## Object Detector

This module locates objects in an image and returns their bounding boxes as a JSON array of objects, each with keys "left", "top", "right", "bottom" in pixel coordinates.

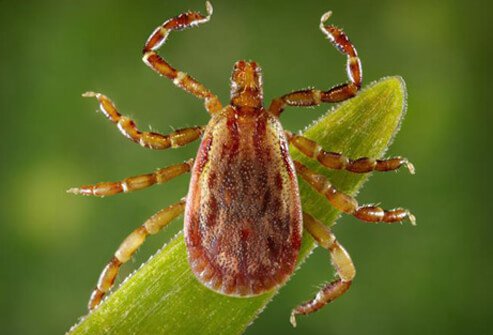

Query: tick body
[
  {"left": 186, "top": 85, "right": 303, "bottom": 295},
  {"left": 70, "top": 2, "right": 415, "bottom": 326}
]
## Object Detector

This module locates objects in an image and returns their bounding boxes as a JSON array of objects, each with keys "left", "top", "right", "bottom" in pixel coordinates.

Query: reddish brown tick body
[
  {"left": 70, "top": 2, "right": 415, "bottom": 326},
  {"left": 186, "top": 63, "right": 303, "bottom": 295}
]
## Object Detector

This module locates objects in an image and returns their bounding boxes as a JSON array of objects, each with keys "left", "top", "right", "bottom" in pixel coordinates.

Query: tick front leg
[
  {"left": 67, "top": 159, "right": 194, "bottom": 197},
  {"left": 286, "top": 131, "right": 415, "bottom": 174},
  {"left": 269, "top": 11, "right": 362, "bottom": 116},
  {"left": 88, "top": 199, "right": 185, "bottom": 310},
  {"left": 290, "top": 212, "right": 355, "bottom": 327},
  {"left": 142, "top": 2, "right": 222, "bottom": 114},
  {"left": 83, "top": 92, "right": 204, "bottom": 150},
  {"left": 294, "top": 161, "right": 416, "bottom": 225}
]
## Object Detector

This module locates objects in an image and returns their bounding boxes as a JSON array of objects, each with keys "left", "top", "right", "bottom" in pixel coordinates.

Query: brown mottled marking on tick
[
  {"left": 88, "top": 200, "right": 186, "bottom": 310},
  {"left": 254, "top": 112, "right": 275, "bottom": 167},
  {"left": 82, "top": 92, "right": 204, "bottom": 150},
  {"left": 203, "top": 195, "right": 219, "bottom": 228},
  {"left": 225, "top": 113, "right": 240, "bottom": 162},
  {"left": 195, "top": 134, "right": 213, "bottom": 174},
  {"left": 286, "top": 131, "right": 415, "bottom": 174},
  {"left": 274, "top": 172, "right": 284, "bottom": 191},
  {"left": 67, "top": 159, "right": 194, "bottom": 197},
  {"left": 142, "top": 1, "right": 222, "bottom": 114},
  {"left": 268, "top": 11, "right": 362, "bottom": 116},
  {"left": 294, "top": 161, "right": 416, "bottom": 225}
]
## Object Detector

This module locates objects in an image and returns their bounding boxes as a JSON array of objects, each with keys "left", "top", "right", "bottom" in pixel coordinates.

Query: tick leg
[
  {"left": 88, "top": 199, "right": 186, "bottom": 310},
  {"left": 269, "top": 11, "right": 362, "bottom": 116},
  {"left": 286, "top": 132, "right": 415, "bottom": 174},
  {"left": 294, "top": 161, "right": 416, "bottom": 225},
  {"left": 67, "top": 159, "right": 193, "bottom": 197},
  {"left": 142, "top": 1, "right": 222, "bottom": 114},
  {"left": 290, "top": 212, "right": 355, "bottom": 327},
  {"left": 83, "top": 92, "right": 204, "bottom": 150}
]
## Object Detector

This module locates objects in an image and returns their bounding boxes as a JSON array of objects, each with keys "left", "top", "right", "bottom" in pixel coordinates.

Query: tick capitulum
[{"left": 69, "top": 2, "right": 415, "bottom": 327}]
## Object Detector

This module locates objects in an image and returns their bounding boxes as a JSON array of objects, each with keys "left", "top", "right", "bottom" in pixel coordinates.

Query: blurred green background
[{"left": 1, "top": 0, "right": 491, "bottom": 334}]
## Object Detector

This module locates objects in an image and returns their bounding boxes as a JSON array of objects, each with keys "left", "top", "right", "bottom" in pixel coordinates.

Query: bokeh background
[{"left": 1, "top": 0, "right": 491, "bottom": 334}]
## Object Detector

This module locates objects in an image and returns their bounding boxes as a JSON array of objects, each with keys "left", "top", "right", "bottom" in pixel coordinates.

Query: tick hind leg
[
  {"left": 142, "top": 1, "right": 222, "bottom": 114},
  {"left": 294, "top": 161, "right": 416, "bottom": 225},
  {"left": 88, "top": 199, "right": 185, "bottom": 310},
  {"left": 83, "top": 92, "right": 204, "bottom": 150},
  {"left": 291, "top": 212, "right": 355, "bottom": 327},
  {"left": 67, "top": 159, "right": 193, "bottom": 197},
  {"left": 269, "top": 11, "right": 362, "bottom": 116},
  {"left": 286, "top": 132, "right": 415, "bottom": 174}
]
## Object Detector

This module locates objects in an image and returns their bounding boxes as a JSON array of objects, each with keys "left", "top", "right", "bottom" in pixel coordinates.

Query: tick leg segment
[
  {"left": 294, "top": 161, "right": 416, "bottom": 225},
  {"left": 290, "top": 212, "right": 355, "bottom": 327},
  {"left": 83, "top": 92, "right": 204, "bottom": 150},
  {"left": 286, "top": 131, "right": 415, "bottom": 174},
  {"left": 67, "top": 159, "right": 194, "bottom": 197},
  {"left": 269, "top": 11, "right": 362, "bottom": 116},
  {"left": 142, "top": 1, "right": 222, "bottom": 114},
  {"left": 88, "top": 199, "right": 186, "bottom": 310}
]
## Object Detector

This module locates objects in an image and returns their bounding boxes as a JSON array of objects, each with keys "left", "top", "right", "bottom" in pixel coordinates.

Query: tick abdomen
[{"left": 185, "top": 107, "right": 303, "bottom": 296}]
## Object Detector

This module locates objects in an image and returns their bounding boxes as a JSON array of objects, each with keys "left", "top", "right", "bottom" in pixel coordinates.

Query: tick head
[{"left": 230, "top": 60, "right": 263, "bottom": 109}]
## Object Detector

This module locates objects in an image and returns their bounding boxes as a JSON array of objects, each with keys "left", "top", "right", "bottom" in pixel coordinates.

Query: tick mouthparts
[{"left": 406, "top": 161, "right": 416, "bottom": 175}]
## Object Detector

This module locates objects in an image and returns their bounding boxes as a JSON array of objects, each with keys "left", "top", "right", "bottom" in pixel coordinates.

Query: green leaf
[{"left": 67, "top": 76, "right": 407, "bottom": 335}]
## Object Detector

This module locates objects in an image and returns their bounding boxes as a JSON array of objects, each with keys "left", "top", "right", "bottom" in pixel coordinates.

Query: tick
[{"left": 69, "top": 2, "right": 415, "bottom": 326}]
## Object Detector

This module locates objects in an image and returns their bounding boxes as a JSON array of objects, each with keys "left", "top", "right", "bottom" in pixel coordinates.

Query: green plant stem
[{"left": 67, "top": 77, "right": 407, "bottom": 335}]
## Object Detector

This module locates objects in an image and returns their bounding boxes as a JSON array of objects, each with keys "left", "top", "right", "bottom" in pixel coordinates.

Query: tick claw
[
  {"left": 320, "top": 10, "right": 333, "bottom": 25},
  {"left": 82, "top": 91, "right": 98, "bottom": 98},
  {"left": 66, "top": 187, "right": 81, "bottom": 195},
  {"left": 289, "top": 312, "right": 298, "bottom": 328},
  {"left": 408, "top": 212, "right": 417, "bottom": 226},
  {"left": 405, "top": 160, "right": 416, "bottom": 175},
  {"left": 205, "top": 1, "right": 213, "bottom": 18}
]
